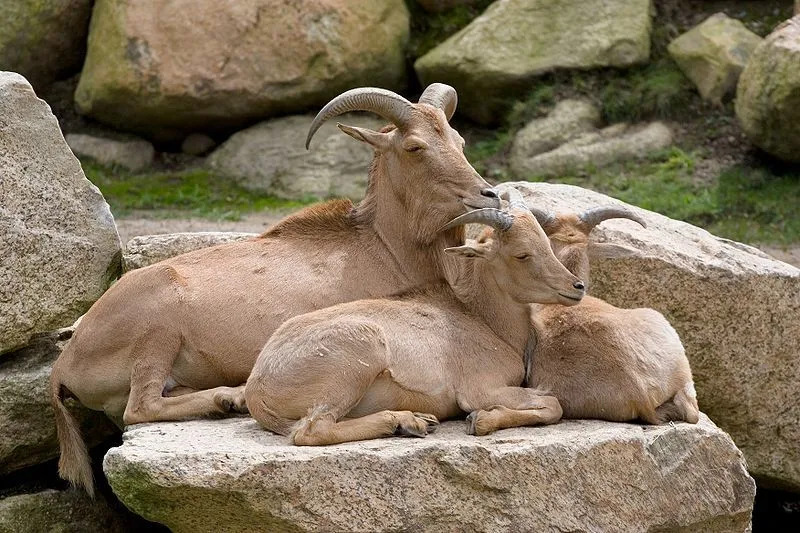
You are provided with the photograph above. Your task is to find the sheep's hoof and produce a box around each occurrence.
[214,387,248,414]
[466,410,493,436]
[394,411,438,438]
[466,411,479,435]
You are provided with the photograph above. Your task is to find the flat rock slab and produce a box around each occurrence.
[123,232,258,271]
[104,416,754,532]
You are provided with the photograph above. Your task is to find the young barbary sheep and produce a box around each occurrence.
[521,197,699,424]
[50,84,501,495]
[245,193,586,445]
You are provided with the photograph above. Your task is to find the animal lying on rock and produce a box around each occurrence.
[245,189,586,445]
[519,195,700,424]
[49,84,501,495]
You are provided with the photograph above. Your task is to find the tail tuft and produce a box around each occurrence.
[50,372,94,497]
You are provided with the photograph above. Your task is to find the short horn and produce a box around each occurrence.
[579,206,647,230]
[439,208,514,233]
[529,206,556,228]
[418,83,458,121]
[499,187,528,210]
[306,88,415,149]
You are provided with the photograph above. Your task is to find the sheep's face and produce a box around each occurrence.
[339,105,499,240]
[539,214,592,282]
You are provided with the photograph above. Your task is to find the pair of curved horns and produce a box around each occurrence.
[305,83,458,149]
[524,203,647,231]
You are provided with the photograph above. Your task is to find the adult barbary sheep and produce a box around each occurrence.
[245,190,586,444]
[521,196,699,424]
[50,84,500,495]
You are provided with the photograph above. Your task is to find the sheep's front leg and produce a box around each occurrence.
[462,387,562,436]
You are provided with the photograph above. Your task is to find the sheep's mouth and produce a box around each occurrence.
[558,292,583,303]
[463,197,500,210]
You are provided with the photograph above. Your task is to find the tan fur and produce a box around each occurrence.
[51,102,498,494]
[528,213,699,424]
[245,208,585,445]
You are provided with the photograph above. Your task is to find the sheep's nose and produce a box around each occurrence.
[573,281,585,291]
[480,188,499,199]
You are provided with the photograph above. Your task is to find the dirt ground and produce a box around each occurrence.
[115,210,800,269]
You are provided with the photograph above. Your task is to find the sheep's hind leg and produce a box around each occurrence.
[293,408,439,446]
[464,387,562,436]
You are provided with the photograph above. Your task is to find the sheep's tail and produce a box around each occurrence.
[655,381,700,424]
[50,365,94,497]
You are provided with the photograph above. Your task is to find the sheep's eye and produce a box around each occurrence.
[515,254,531,260]
[406,144,423,152]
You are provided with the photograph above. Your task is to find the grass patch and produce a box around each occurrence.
[531,148,800,246]
[82,160,309,220]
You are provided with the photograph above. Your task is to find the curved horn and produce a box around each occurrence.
[528,206,556,228]
[499,187,528,210]
[579,206,647,230]
[439,208,514,233]
[418,83,458,121]
[306,88,415,149]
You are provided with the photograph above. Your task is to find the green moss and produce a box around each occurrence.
[82,160,310,220]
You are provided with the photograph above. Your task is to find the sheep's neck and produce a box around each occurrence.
[447,259,531,355]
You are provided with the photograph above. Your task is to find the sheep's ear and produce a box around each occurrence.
[444,243,489,259]
[337,123,390,150]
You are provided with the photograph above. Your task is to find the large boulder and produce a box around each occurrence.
[0,331,117,475]
[75,0,409,139]
[0,0,93,89]
[208,114,383,200]
[735,16,800,162]
[0,489,131,533]
[414,0,652,123]
[668,13,762,104]
[498,182,800,491]
[123,232,258,271]
[104,416,754,532]
[0,72,121,355]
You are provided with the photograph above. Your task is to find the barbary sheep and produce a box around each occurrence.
[50,84,500,495]
[244,189,585,444]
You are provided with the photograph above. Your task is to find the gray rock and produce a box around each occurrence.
[735,16,800,163]
[0,331,117,475]
[65,133,155,172]
[123,232,258,271]
[209,114,384,200]
[104,416,753,532]
[668,13,762,104]
[498,181,800,491]
[181,133,216,156]
[509,99,601,162]
[0,489,129,533]
[75,0,409,139]
[0,1,92,89]
[0,72,122,355]
[415,0,652,123]
[511,121,673,178]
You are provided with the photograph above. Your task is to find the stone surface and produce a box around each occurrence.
[208,113,384,200]
[498,181,800,491]
[0,489,132,533]
[75,0,409,139]
[123,232,258,271]
[510,121,673,178]
[0,0,93,89]
[105,416,754,533]
[181,133,216,156]
[415,0,652,123]
[0,72,122,355]
[668,13,762,104]
[735,16,800,162]
[65,133,155,172]
[0,331,117,475]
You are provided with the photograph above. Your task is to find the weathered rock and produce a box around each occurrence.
[510,121,673,178]
[0,72,121,354]
[209,114,384,200]
[415,0,652,123]
[668,13,762,104]
[75,0,409,139]
[123,232,257,271]
[181,133,216,156]
[498,181,800,491]
[509,99,601,162]
[735,16,800,162]
[65,133,155,172]
[0,331,117,475]
[0,489,131,533]
[105,416,754,532]
[0,1,93,89]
